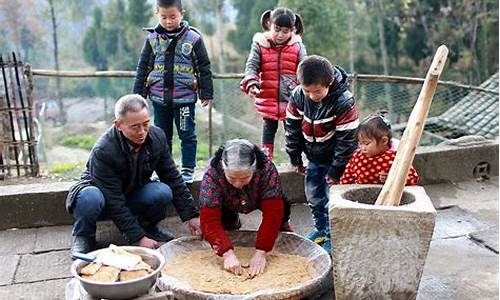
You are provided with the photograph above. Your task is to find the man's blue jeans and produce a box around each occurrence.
[152,102,197,169]
[72,181,173,238]
[305,161,331,236]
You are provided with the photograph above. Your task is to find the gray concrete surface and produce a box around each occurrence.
[0,177,497,299]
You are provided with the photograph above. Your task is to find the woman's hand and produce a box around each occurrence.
[223,249,243,275]
[248,249,267,277]
[187,217,202,238]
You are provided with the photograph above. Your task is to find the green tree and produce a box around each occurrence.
[124,0,153,70]
[83,7,109,71]
[228,0,278,53]
[82,5,116,118]
[106,0,129,70]
[404,22,430,65]
[279,0,349,64]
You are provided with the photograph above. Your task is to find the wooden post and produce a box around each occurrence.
[208,101,213,157]
[24,63,39,176]
[351,72,358,100]
[375,45,449,206]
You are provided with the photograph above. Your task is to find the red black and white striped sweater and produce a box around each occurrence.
[285,66,359,180]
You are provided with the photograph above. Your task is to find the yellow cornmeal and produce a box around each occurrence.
[161,247,314,295]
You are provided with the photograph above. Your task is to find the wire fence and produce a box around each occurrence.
[4,68,497,179]
[0,54,38,179]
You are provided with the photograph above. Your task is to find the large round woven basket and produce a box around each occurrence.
[158,231,332,300]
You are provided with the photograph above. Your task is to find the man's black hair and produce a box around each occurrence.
[297,55,334,87]
[156,0,182,10]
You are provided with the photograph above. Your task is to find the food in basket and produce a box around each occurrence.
[162,247,314,294]
[82,266,121,282]
[78,246,154,283]
[119,269,150,281]
[80,262,103,276]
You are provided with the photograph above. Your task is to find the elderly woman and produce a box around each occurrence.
[200,139,292,277]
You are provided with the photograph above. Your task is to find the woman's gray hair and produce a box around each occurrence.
[114,94,149,119]
[222,139,257,172]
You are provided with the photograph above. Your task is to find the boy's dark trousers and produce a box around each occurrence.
[152,102,197,170]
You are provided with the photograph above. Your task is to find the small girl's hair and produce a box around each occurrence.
[357,111,392,144]
[260,7,304,35]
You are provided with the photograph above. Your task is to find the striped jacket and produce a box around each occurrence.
[285,66,359,180]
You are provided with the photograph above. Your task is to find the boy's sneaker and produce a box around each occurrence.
[181,167,195,184]
[306,229,327,244]
[322,238,332,254]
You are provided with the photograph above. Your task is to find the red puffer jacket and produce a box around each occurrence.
[241,32,307,121]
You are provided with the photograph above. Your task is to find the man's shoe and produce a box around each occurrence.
[71,236,96,256]
[306,229,327,244]
[144,226,175,242]
[181,168,195,184]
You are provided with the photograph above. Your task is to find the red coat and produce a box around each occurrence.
[340,148,420,185]
[241,32,307,121]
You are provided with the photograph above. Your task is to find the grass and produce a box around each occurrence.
[60,135,98,151]
[171,135,210,167]
[49,161,86,179]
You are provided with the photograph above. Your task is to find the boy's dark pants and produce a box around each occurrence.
[305,161,331,236]
[152,102,197,169]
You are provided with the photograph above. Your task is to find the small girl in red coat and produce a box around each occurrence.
[241,7,307,160]
[340,113,419,185]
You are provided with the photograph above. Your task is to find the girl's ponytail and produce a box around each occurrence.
[294,13,304,35]
[260,10,272,31]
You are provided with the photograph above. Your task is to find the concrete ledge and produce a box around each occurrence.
[0,142,497,230]
[414,141,498,184]
[0,182,74,229]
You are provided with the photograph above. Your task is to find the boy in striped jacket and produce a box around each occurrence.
[285,55,359,253]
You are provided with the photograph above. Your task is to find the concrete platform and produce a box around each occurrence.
[0,177,497,299]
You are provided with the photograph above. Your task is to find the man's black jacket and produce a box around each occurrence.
[66,126,199,243]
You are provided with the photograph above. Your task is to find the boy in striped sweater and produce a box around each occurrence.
[285,55,359,253]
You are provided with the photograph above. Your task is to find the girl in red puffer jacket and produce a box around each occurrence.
[240,7,307,160]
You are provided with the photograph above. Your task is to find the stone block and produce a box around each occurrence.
[0,255,19,285]
[329,185,436,300]
[15,251,72,283]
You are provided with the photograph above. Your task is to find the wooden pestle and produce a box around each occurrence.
[375,45,449,206]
